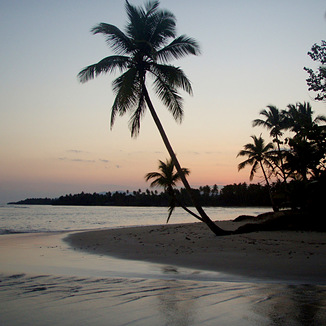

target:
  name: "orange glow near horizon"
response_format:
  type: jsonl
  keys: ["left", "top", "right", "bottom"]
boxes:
{"left": 1, "top": 0, "right": 326, "bottom": 204}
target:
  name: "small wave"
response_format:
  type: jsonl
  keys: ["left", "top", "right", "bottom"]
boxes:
{"left": 0, "top": 229, "right": 73, "bottom": 236}
{"left": 4, "top": 205, "right": 31, "bottom": 209}
{"left": 0, "top": 229, "right": 27, "bottom": 235}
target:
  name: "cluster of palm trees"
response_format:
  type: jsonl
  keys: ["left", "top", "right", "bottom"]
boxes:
{"left": 237, "top": 102, "right": 326, "bottom": 211}
{"left": 78, "top": 0, "right": 325, "bottom": 234}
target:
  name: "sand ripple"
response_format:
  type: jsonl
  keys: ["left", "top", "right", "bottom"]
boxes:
{"left": 1, "top": 273, "right": 326, "bottom": 326}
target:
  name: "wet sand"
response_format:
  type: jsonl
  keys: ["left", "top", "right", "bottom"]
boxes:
{"left": 1, "top": 227, "right": 326, "bottom": 325}
{"left": 2, "top": 272, "right": 326, "bottom": 326}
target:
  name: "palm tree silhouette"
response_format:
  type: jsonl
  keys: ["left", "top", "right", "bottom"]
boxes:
{"left": 285, "top": 102, "right": 326, "bottom": 140}
{"left": 284, "top": 102, "right": 326, "bottom": 180}
{"left": 145, "top": 158, "right": 202, "bottom": 223}
{"left": 78, "top": 1, "right": 225, "bottom": 235}
{"left": 237, "top": 135, "right": 278, "bottom": 211}
{"left": 252, "top": 105, "right": 288, "bottom": 183}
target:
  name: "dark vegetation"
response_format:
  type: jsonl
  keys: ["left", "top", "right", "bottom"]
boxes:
{"left": 237, "top": 102, "right": 326, "bottom": 215}
{"left": 8, "top": 182, "right": 271, "bottom": 207}
{"left": 304, "top": 40, "right": 326, "bottom": 102}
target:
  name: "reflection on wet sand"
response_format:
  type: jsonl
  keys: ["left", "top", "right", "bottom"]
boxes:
{"left": 1, "top": 233, "right": 325, "bottom": 325}
{"left": 1, "top": 273, "right": 325, "bottom": 326}
{"left": 253, "top": 284, "right": 326, "bottom": 326}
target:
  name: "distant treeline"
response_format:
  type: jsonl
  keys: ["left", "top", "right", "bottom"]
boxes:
{"left": 9, "top": 182, "right": 271, "bottom": 207}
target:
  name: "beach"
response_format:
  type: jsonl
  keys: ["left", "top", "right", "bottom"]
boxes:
{"left": 65, "top": 219, "right": 326, "bottom": 284}
{"left": 1, "top": 218, "right": 326, "bottom": 325}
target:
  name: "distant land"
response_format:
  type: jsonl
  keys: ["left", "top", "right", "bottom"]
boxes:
{"left": 8, "top": 183, "right": 271, "bottom": 207}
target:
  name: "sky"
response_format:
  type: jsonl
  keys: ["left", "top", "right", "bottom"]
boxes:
{"left": 0, "top": 0, "right": 325, "bottom": 204}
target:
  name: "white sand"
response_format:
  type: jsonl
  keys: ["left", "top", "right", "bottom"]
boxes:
{"left": 65, "top": 220, "right": 326, "bottom": 283}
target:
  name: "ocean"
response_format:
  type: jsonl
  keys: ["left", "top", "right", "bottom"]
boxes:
{"left": 0, "top": 205, "right": 271, "bottom": 234}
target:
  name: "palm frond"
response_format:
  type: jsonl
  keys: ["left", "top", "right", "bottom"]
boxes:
{"left": 110, "top": 68, "right": 140, "bottom": 128}
{"left": 147, "top": 15, "right": 176, "bottom": 54}
{"left": 145, "top": 171, "right": 162, "bottom": 182}
{"left": 237, "top": 149, "right": 253, "bottom": 158}
{"left": 263, "top": 142, "right": 275, "bottom": 152}
{"left": 252, "top": 118, "right": 268, "bottom": 128}
{"left": 129, "top": 93, "right": 146, "bottom": 137}
{"left": 156, "top": 83, "right": 183, "bottom": 122}
{"left": 238, "top": 157, "right": 254, "bottom": 171}
{"left": 242, "top": 143, "right": 257, "bottom": 152}
{"left": 144, "top": 0, "right": 160, "bottom": 16}
{"left": 91, "top": 23, "right": 133, "bottom": 54}
{"left": 151, "top": 177, "right": 167, "bottom": 188}
{"left": 149, "top": 63, "right": 196, "bottom": 122}
{"left": 126, "top": 0, "right": 176, "bottom": 50}
{"left": 172, "top": 167, "right": 190, "bottom": 183}
{"left": 78, "top": 56, "right": 130, "bottom": 83}
{"left": 252, "top": 106, "right": 286, "bottom": 140}
{"left": 149, "top": 10, "right": 176, "bottom": 46}
{"left": 156, "top": 35, "right": 200, "bottom": 62}
{"left": 151, "top": 74, "right": 183, "bottom": 122}
{"left": 125, "top": 0, "right": 146, "bottom": 40}
{"left": 150, "top": 64, "right": 192, "bottom": 95}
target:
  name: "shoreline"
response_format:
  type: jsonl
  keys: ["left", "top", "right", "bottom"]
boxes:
{"left": 2, "top": 226, "right": 326, "bottom": 326}
{"left": 65, "top": 220, "right": 326, "bottom": 284}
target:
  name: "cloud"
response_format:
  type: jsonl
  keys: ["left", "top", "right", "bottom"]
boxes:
{"left": 71, "top": 159, "right": 96, "bottom": 163}
{"left": 66, "top": 149, "right": 89, "bottom": 154}
{"left": 58, "top": 157, "right": 95, "bottom": 163}
{"left": 186, "top": 151, "right": 200, "bottom": 155}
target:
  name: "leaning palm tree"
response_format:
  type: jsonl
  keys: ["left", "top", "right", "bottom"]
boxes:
{"left": 252, "top": 105, "right": 288, "bottom": 183}
{"left": 145, "top": 158, "right": 202, "bottom": 223}
{"left": 78, "top": 1, "right": 225, "bottom": 235}
{"left": 237, "top": 135, "right": 278, "bottom": 212}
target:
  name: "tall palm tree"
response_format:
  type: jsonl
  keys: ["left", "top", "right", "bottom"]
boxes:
{"left": 78, "top": 1, "right": 225, "bottom": 235}
{"left": 145, "top": 158, "right": 202, "bottom": 223}
{"left": 284, "top": 102, "right": 326, "bottom": 180}
{"left": 252, "top": 105, "right": 288, "bottom": 183}
{"left": 237, "top": 135, "right": 278, "bottom": 211}
{"left": 285, "top": 102, "right": 326, "bottom": 140}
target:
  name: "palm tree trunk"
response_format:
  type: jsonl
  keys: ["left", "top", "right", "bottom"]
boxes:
{"left": 275, "top": 137, "right": 288, "bottom": 184}
{"left": 259, "top": 161, "right": 278, "bottom": 212}
{"left": 143, "top": 87, "right": 227, "bottom": 235}
{"left": 171, "top": 191, "right": 203, "bottom": 221}
{"left": 275, "top": 137, "right": 292, "bottom": 208}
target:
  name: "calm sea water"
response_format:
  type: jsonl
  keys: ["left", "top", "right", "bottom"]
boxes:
{"left": 0, "top": 205, "right": 271, "bottom": 234}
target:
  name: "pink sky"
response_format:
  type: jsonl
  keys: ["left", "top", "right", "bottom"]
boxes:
{"left": 1, "top": 0, "right": 325, "bottom": 203}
